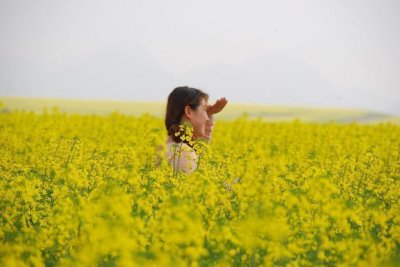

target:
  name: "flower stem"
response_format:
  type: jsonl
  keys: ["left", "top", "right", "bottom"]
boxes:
{"left": 174, "top": 142, "right": 183, "bottom": 177}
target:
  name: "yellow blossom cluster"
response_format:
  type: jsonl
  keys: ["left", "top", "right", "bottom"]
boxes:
{"left": 0, "top": 109, "right": 400, "bottom": 266}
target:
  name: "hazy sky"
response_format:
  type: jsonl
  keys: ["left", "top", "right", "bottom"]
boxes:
{"left": 1, "top": 0, "right": 399, "bottom": 115}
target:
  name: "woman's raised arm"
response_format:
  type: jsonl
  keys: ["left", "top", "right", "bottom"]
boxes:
{"left": 203, "top": 114, "right": 215, "bottom": 142}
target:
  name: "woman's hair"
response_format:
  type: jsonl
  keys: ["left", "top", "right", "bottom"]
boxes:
{"left": 165, "top": 86, "right": 209, "bottom": 143}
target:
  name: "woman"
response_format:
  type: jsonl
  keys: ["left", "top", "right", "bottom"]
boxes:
{"left": 164, "top": 86, "right": 228, "bottom": 174}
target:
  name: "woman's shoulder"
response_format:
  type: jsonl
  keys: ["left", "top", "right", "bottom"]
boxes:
{"left": 168, "top": 141, "right": 195, "bottom": 153}
{"left": 165, "top": 137, "right": 193, "bottom": 153}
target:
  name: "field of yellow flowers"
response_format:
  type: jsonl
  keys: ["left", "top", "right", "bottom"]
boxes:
{"left": 1, "top": 108, "right": 400, "bottom": 266}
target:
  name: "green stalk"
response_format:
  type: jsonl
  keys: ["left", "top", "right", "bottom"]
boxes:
{"left": 175, "top": 142, "right": 183, "bottom": 177}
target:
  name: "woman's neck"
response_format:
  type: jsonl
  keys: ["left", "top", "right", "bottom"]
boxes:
{"left": 166, "top": 135, "right": 173, "bottom": 143}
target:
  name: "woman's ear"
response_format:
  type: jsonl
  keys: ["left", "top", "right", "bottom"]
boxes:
{"left": 184, "top": 105, "right": 192, "bottom": 119}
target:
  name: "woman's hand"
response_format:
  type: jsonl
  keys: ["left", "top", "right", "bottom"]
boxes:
{"left": 207, "top": 97, "right": 228, "bottom": 116}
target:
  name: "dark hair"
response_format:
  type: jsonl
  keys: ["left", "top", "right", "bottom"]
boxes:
{"left": 165, "top": 86, "right": 209, "bottom": 144}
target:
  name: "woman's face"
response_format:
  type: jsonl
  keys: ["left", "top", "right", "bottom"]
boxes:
{"left": 183, "top": 98, "right": 209, "bottom": 138}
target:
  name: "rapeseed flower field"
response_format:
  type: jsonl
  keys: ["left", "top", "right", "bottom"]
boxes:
{"left": 1, "top": 107, "right": 399, "bottom": 266}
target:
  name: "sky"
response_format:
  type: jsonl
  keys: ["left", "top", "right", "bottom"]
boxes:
{"left": 0, "top": 0, "right": 399, "bottom": 115}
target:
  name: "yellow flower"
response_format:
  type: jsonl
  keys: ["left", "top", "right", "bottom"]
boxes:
{"left": 2, "top": 107, "right": 399, "bottom": 266}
